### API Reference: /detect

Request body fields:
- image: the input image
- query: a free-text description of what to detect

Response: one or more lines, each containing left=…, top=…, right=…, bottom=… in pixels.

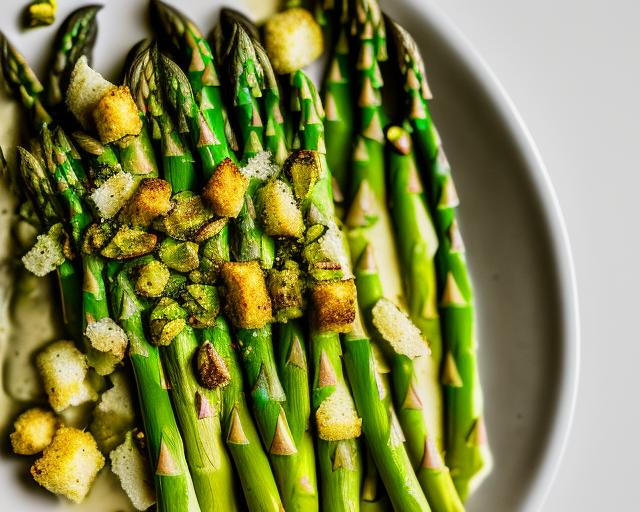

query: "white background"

left=431, top=0, right=639, bottom=509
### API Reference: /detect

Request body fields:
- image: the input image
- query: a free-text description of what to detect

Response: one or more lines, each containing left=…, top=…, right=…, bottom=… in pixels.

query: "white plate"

left=0, top=1, right=579, bottom=511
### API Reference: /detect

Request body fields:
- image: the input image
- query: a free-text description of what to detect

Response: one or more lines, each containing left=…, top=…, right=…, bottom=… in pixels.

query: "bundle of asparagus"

left=1, top=1, right=491, bottom=510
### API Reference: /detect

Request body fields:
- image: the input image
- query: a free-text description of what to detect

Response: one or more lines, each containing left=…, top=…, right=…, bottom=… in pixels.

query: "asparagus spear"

left=45, top=4, right=101, bottom=110
left=150, top=0, right=234, bottom=163
left=285, top=69, right=363, bottom=512
left=108, top=266, right=201, bottom=512
left=127, top=45, right=240, bottom=512
left=15, top=147, right=83, bottom=342
left=214, top=13, right=321, bottom=510
left=319, top=0, right=354, bottom=208
left=200, top=318, right=284, bottom=512
left=387, top=19, right=492, bottom=499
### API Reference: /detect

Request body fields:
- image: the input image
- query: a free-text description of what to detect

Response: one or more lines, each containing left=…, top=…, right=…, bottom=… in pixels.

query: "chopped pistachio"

left=155, top=191, right=214, bottom=241
left=182, top=284, right=220, bottom=328
left=163, top=273, right=188, bottom=300
left=284, top=150, right=320, bottom=200
left=82, top=222, right=117, bottom=254
left=100, top=226, right=157, bottom=260
left=158, top=238, right=199, bottom=273
left=135, top=260, right=170, bottom=298
left=149, top=298, right=187, bottom=346
left=23, top=0, right=57, bottom=28
left=267, top=262, right=304, bottom=323
left=196, top=341, right=231, bottom=389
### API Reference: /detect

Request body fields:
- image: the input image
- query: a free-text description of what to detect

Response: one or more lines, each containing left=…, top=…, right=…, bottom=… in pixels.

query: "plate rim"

left=397, top=1, right=581, bottom=509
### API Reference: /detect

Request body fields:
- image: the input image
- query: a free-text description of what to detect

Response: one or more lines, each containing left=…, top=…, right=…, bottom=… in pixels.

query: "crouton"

left=202, top=157, right=248, bottom=218
left=92, top=86, right=143, bottom=144
left=22, top=223, right=66, bottom=277
left=66, top=56, right=113, bottom=130
left=10, top=408, right=59, bottom=455
left=240, top=151, right=279, bottom=181
left=100, top=226, right=157, bottom=260
left=310, top=279, right=356, bottom=333
left=264, top=8, right=324, bottom=74
left=135, top=260, right=170, bottom=298
left=315, top=384, right=362, bottom=441
left=85, top=317, right=128, bottom=362
left=284, top=150, right=320, bottom=200
left=31, top=427, right=105, bottom=503
left=156, top=191, right=214, bottom=241
left=122, top=178, right=172, bottom=227
left=221, top=261, right=272, bottom=329
left=371, top=298, right=429, bottom=359
left=110, top=432, right=156, bottom=511
left=90, top=171, right=136, bottom=220
left=36, top=340, right=98, bottom=412
left=257, top=180, right=304, bottom=238
left=158, top=238, right=199, bottom=273
left=90, top=372, right=136, bottom=454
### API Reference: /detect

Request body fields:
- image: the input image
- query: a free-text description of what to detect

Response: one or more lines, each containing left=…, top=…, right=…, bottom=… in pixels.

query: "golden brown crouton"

left=264, top=8, right=324, bottom=74
left=221, top=261, right=272, bottom=329
left=257, top=180, right=305, bottom=238
left=36, top=340, right=98, bottom=412
left=31, top=427, right=105, bottom=503
left=122, top=178, right=172, bottom=227
left=92, top=86, right=142, bottom=145
left=310, top=279, right=357, bottom=333
left=10, top=408, right=59, bottom=455
left=315, top=384, right=362, bottom=441
left=202, top=158, right=248, bottom=218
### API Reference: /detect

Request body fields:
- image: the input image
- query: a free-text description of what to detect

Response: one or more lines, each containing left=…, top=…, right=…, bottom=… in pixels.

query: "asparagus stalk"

left=150, top=0, right=234, bottom=163
left=16, top=147, right=83, bottom=342
left=45, top=4, right=101, bottom=110
left=343, top=316, right=431, bottom=511
left=387, top=19, right=492, bottom=499
left=286, top=69, right=363, bottom=512
left=127, top=45, right=240, bottom=512
left=108, top=267, right=201, bottom=512
left=0, top=33, right=52, bottom=130
left=346, top=0, right=405, bottom=320
left=200, top=318, right=284, bottom=512
left=214, top=13, right=321, bottom=510
left=319, top=0, right=354, bottom=208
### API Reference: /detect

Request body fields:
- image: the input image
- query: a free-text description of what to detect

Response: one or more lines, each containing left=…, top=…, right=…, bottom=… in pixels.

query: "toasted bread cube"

left=315, top=384, right=362, bottom=441
left=221, top=261, right=272, bottom=328
left=90, top=372, right=136, bottom=454
left=90, top=171, right=136, bottom=220
left=66, top=56, right=114, bottom=130
left=257, top=180, right=304, bottom=238
left=110, top=432, right=156, bottom=511
left=122, top=178, right=172, bottom=227
left=36, top=340, right=98, bottom=412
left=310, top=279, right=356, bottom=333
left=371, top=299, right=429, bottom=359
left=22, top=223, right=66, bottom=277
left=92, top=86, right=143, bottom=144
left=264, top=8, right=324, bottom=74
left=10, top=408, right=59, bottom=455
left=85, top=317, right=128, bottom=362
left=202, top=158, right=248, bottom=218
left=31, top=427, right=105, bottom=503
